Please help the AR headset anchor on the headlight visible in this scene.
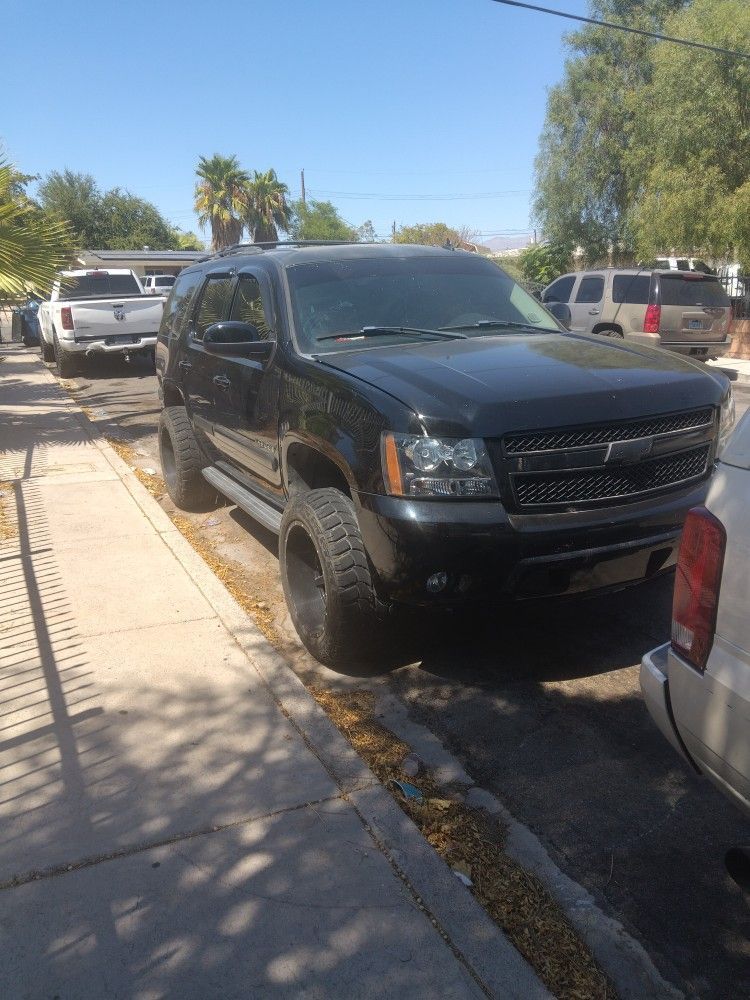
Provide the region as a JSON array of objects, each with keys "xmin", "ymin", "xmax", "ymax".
[
  {"xmin": 719, "ymin": 387, "xmax": 735, "ymax": 454},
  {"xmin": 382, "ymin": 432, "xmax": 499, "ymax": 498}
]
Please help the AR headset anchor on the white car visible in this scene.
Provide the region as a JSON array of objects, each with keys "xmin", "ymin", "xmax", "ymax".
[
  {"xmin": 142, "ymin": 274, "xmax": 177, "ymax": 296},
  {"xmin": 641, "ymin": 408, "xmax": 749, "ymax": 833}
]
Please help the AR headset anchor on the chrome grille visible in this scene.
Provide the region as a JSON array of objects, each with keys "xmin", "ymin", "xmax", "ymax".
[
  {"xmin": 504, "ymin": 408, "xmax": 713, "ymax": 456},
  {"xmin": 514, "ymin": 445, "xmax": 710, "ymax": 508}
]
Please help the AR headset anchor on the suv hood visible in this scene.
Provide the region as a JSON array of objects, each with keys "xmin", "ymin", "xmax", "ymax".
[{"xmin": 320, "ymin": 333, "xmax": 727, "ymax": 437}]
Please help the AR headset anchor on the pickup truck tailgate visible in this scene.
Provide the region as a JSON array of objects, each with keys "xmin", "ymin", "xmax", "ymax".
[{"xmin": 70, "ymin": 297, "xmax": 164, "ymax": 339}]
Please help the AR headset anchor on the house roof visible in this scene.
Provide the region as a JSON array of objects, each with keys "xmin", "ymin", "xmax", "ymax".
[{"xmin": 78, "ymin": 249, "xmax": 205, "ymax": 263}]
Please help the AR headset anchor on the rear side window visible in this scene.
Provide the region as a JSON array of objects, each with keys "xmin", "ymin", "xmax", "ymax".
[
  {"xmin": 156, "ymin": 276, "xmax": 175, "ymax": 287},
  {"xmin": 544, "ymin": 275, "xmax": 575, "ymax": 303},
  {"xmin": 193, "ymin": 275, "xmax": 234, "ymax": 340},
  {"xmin": 659, "ymin": 275, "xmax": 730, "ymax": 308},
  {"xmin": 59, "ymin": 273, "xmax": 142, "ymax": 299},
  {"xmin": 229, "ymin": 275, "xmax": 274, "ymax": 340},
  {"xmin": 612, "ymin": 275, "xmax": 651, "ymax": 304},
  {"xmin": 161, "ymin": 269, "xmax": 203, "ymax": 338},
  {"xmin": 575, "ymin": 276, "xmax": 604, "ymax": 303}
]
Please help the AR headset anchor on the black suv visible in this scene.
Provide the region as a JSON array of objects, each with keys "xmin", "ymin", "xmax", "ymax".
[{"xmin": 156, "ymin": 242, "xmax": 733, "ymax": 666}]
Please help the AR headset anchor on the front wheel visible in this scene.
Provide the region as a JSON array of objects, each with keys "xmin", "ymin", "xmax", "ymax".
[{"xmin": 279, "ymin": 488, "xmax": 384, "ymax": 668}]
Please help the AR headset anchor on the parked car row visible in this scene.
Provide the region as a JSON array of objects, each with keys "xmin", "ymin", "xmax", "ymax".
[{"xmin": 542, "ymin": 267, "xmax": 733, "ymax": 360}]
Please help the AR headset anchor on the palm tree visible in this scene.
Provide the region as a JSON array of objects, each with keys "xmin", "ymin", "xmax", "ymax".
[
  {"xmin": 0, "ymin": 159, "xmax": 72, "ymax": 299},
  {"xmin": 194, "ymin": 154, "xmax": 249, "ymax": 250},
  {"xmin": 244, "ymin": 169, "xmax": 290, "ymax": 243}
]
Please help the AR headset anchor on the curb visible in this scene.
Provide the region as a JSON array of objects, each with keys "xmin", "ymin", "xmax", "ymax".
[{"xmin": 30, "ymin": 351, "xmax": 549, "ymax": 1000}]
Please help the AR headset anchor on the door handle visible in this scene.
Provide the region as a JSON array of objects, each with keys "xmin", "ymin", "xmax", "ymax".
[
  {"xmin": 178, "ymin": 360, "xmax": 192, "ymax": 370},
  {"xmin": 213, "ymin": 374, "xmax": 231, "ymax": 389},
  {"xmin": 588, "ymin": 309, "xmax": 600, "ymax": 315}
]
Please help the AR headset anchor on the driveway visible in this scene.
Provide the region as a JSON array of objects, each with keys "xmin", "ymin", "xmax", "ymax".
[{"xmin": 59, "ymin": 353, "xmax": 750, "ymax": 999}]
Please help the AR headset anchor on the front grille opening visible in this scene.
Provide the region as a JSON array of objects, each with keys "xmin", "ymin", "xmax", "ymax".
[
  {"xmin": 504, "ymin": 408, "xmax": 713, "ymax": 456},
  {"xmin": 513, "ymin": 445, "xmax": 710, "ymax": 508}
]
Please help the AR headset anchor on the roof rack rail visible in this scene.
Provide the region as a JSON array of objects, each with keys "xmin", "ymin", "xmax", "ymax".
[{"xmin": 196, "ymin": 239, "xmax": 358, "ymax": 263}]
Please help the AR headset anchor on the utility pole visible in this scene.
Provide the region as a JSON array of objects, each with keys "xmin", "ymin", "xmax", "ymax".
[
  {"xmin": 392, "ymin": 220, "xmax": 396, "ymax": 242},
  {"xmin": 300, "ymin": 169, "xmax": 306, "ymax": 207}
]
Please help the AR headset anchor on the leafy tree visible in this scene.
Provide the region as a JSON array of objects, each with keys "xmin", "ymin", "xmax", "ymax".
[
  {"xmin": 519, "ymin": 242, "xmax": 573, "ymax": 285},
  {"xmin": 393, "ymin": 222, "xmax": 476, "ymax": 247},
  {"xmin": 357, "ymin": 219, "xmax": 377, "ymax": 242},
  {"xmin": 0, "ymin": 158, "xmax": 72, "ymax": 298},
  {"xmin": 37, "ymin": 170, "xmax": 104, "ymax": 247},
  {"xmin": 99, "ymin": 189, "xmax": 179, "ymax": 250},
  {"xmin": 627, "ymin": 0, "xmax": 750, "ymax": 261},
  {"xmin": 194, "ymin": 154, "xmax": 249, "ymax": 250},
  {"xmin": 287, "ymin": 199, "xmax": 357, "ymax": 241},
  {"xmin": 244, "ymin": 169, "xmax": 290, "ymax": 242},
  {"xmin": 173, "ymin": 229, "xmax": 205, "ymax": 251},
  {"xmin": 533, "ymin": 1, "xmax": 687, "ymax": 260}
]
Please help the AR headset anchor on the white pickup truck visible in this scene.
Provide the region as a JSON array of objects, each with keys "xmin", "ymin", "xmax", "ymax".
[{"xmin": 38, "ymin": 268, "xmax": 166, "ymax": 376}]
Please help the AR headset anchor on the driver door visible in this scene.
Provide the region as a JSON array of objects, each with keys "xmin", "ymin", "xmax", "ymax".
[{"xmin": 211, "ymin": 271, "xmax": 282, "ymax": 491}]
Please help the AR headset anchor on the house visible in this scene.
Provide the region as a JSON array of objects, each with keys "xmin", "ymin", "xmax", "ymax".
[{"xmin": 75, "ymin": 249, "xmax": 205, "ymax": 280}]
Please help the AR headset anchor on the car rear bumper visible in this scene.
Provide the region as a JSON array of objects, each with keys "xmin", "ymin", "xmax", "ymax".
[
  {"xmin": 660, "ymin": 336, "xmax": 732, "ymax": 357},
  {"xmin": 354, "ymin": 478, "xmax": 710, "ymax": 604},
  {"xmin": 640, "ymin": 643, "xmax": 694, "ymax": 763}
]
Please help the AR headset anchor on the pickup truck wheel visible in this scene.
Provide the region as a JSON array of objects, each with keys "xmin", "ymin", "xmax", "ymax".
[
  {"xmin": 158, "ymin": 406, "xmax": 214, "ymax": 511},
  {"xmin": 279, "ymin": 488, "xmax": 382, "ymax": 668},
  {"xmin": 53, "ymin": 332, "xmax": 78, "ymax": 377},
  {"xmin": 41, "ymin": 339, "xmax": 55, "ymax": 363}
]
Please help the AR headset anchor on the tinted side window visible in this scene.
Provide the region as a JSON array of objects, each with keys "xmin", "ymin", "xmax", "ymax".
[
  {"xmin": 544, "ymin": 275, "xmax": 575, "ymax": 303},
  {"xmin": 194, "ymin": 275, "xmax": 234, "ymax": 340},
  {"xmin": 659, "ymin": 276, "xmax": 730, "ymax": 308},
  {"xmin": 575, "ymin": 276, "xmax": 604, "ymax": 303},
  {"xmin": 612, "ymin": 275, "xmax": 650, "ymax": 304},
  {"xmin": 229, "ymin": 275, "xmax": 274, "ymax": 340},
  {"xmin": 156, "ymin": 276, "xmax": 175, "ymax": 287},
  {"xmin": 161, "ymin": 269, "xmax": 203, "ymax": 337}
]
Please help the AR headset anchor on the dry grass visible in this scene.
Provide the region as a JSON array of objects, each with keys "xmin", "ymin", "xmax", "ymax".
[
  {"xmin": 314, "ymin": 689, "xmax": 613, "ymax": 1000},
  {"xmin": 0, "ymin": 482, "xmax": 17, "ymax": 542}
]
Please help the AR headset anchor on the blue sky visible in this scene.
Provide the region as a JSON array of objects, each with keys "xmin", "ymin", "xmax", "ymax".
[{"xmin": 4, "ymin": 0, "xmax": 589, "ymax": 243}]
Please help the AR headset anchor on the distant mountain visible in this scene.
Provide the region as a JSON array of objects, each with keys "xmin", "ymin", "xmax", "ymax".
[{"xmin": 481, "ymin": 235, "xmax": 533, "ymax": 252}]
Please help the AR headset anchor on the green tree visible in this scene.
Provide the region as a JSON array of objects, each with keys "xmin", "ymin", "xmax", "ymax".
[
  {"xmin": 37, "ymin": 169, "xmax": 104, "ymax": 247},
  {"xmin": 533, "ymin": 0, "xmax": 687, "ymax": 260},
  {"xmin": 99, "ymin": 189, "xmax": 179, "ymax": 250},
  {"xmin": 356, "ymin": 219, "xmax": 377, "ymax": 242},
  {"xmin": 194, "ymin": 154, "xmax": 249, "ymax": 250},
  {"xmin": 287, "ymin": 199, "xmax": 357, "ymax": 241},
  {"xmin": 519, "ymin": 242, "xmax": 573, "ymax": 285},
  {"xmin": 172, "ymin": 229, "xmax": 205, "ymax": 251},
  {"xmin": 0, "ymin": 159, "xmax": 72, "ymax": 298},
  {"xmin": 627, "ymin": 0, "xmax": 750, "ymax": 261},
  {"xmin": 393, "ymin": 221, "xmax": 476, "ymax": 247},
  {"xmin": 244, "ymin": 169, "xmax": 290, "ymax": 242}
]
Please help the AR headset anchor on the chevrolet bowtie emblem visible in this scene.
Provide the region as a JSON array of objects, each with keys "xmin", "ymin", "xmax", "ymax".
[{"xmin": 605, "ymin": 438, "xmax": 654, "ymax": 465}]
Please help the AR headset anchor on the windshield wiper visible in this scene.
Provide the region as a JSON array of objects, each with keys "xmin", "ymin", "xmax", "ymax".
[
  {"xmin": 317, "ymin": 326, "xmax": 467, "ymax": 343},
  {"xmin": 439, "ymin": 319, "xmax": 549, "ymax": 333}
]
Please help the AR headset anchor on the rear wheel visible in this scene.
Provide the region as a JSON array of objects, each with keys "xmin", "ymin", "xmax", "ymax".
[
  {"xmin": 279, "ymin": 488, "xmax": 384, "ymax": 668},
  {"xmin": 594, "ymin": 327, "xmax": 624, "ymax": 339},
  {"xmin": 41, "ymin": 337, "xmax": 55, "ymax": 362},
  {"xmin": 53, "ymin": 331, "xmax": 78, "ymax": 377},
  {"xmin": 158, "ymin": 405, "xmax": 215, "ymax": 511}
]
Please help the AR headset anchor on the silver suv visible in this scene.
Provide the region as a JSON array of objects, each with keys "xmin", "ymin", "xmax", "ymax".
[{"xmin": 542, "ymin": 268, "xmax": 732, "ymax": 360}]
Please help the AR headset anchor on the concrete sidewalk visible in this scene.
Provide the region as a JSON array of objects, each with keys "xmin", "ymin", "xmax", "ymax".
[
  {"xmin": 708, "ymin": 355, "xmax": 750, "ymax": 384},
  {"xmin": 0, "ymin": 347, "xmax": 545, "ymax": 999}
]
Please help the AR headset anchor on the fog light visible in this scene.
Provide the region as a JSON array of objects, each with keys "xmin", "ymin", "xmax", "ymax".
[{"xmin": 426, "ymin": 572, "xmax": 448, "ymax": 594}]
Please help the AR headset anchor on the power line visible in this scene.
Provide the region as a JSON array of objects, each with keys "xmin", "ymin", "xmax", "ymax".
[
  {"xmin": 308, "ymin": 188, "xmax": 529, "ymax": 202},
  {"xmin": 489, "ymin": 0, "xmax": 750, "ymax": 60}
]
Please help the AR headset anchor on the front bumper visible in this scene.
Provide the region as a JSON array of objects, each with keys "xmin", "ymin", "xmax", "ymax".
[{"xmin": 355, "ymin": 478, "xmax": 710, "ymax": 604}]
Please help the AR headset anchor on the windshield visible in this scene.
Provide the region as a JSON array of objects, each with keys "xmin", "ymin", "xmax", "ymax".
[
  {"xmin": 59, "ymin": 273, "xmax": 142, "ymax": 299},
  {"xmin": 286, "ymin": 254, "xmax": 560, "ymax": 352}
]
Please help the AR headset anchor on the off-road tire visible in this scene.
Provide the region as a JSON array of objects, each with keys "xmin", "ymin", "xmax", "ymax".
[
  {"xmin": 594, "ymin": 327, "xmax": 624, "ymax": 339},
  {"xmin": 158, "ymin": 406, "xmax": 215, "ymax": 511},
  {"xmin": 53, "ymin": 331, "xmax": 78, "ymax": 377},
  {"xmin": 279, "ymin": 488, "xmax": 383, "ymax": 668},
  {"xmin": 41, "ymin": 339, "xmax": 55, "ymax": 363}
]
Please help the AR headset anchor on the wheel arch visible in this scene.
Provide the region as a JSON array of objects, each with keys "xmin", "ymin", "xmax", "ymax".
[
  {"xmin": 592, "ymin": 322, "xmax": 624, "ymax": 337},
  {"xmin": 283, "ymin": 439, "xmax": 354, "ymax": 499}
]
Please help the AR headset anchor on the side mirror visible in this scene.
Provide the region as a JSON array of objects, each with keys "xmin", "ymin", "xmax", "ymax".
[
  {"xmin": 546, "ymin": 301, "xmax": 571, "ymax": 330},
  {"xmin": 202, "ymin": 321, "xmax": 273, "ymax": 358}
]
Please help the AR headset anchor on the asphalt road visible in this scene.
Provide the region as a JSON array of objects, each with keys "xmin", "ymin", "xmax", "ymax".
[{"xmin": 61, "ymin": 352, "xmax": 750, "ymax": 999}]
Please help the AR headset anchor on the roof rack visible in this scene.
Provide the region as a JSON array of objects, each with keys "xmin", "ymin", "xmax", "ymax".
[{"xmin": 196, "ymin": 239, "xmax": 358, "ymax": 263}]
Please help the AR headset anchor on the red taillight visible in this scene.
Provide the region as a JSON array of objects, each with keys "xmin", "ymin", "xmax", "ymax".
[
  {"xmin": 644, "ymin": 304, "xmax": 661, "ymax": 333},
  {"xmin": 671, "ymin": 507, "xmax": 726, "ymax": 671},
  {"xmin": 60, "ymin": 306, "xmax": 74, "ymax": 331}
]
